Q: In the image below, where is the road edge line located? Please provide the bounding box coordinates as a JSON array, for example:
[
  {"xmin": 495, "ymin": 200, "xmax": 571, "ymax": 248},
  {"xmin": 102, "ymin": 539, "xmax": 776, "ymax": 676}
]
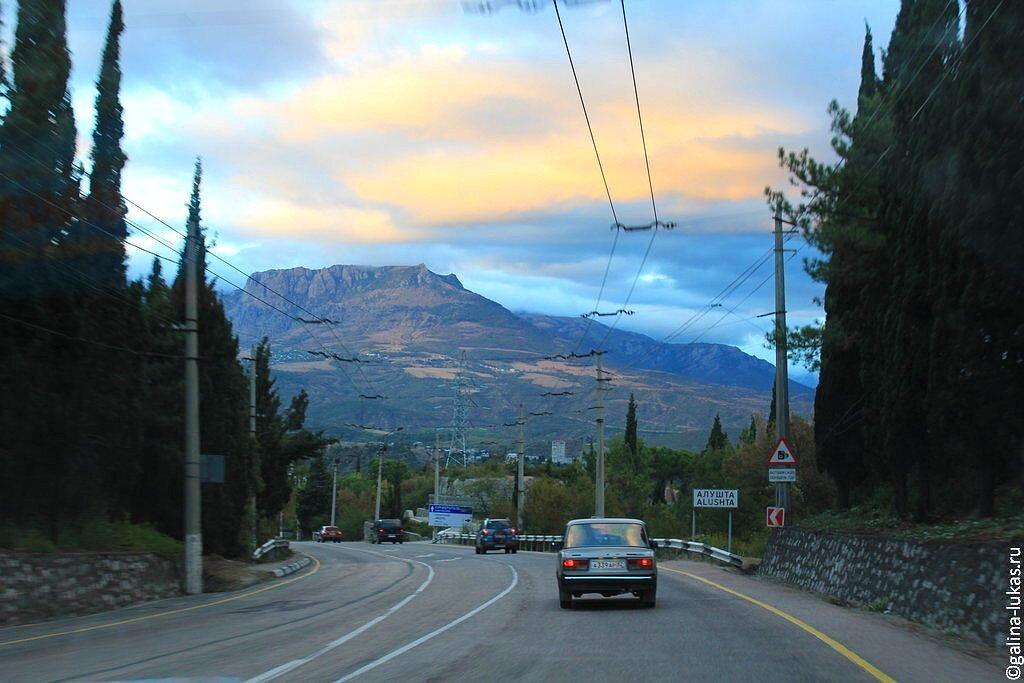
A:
[
  {"xmin": 661, "ymin": 566, "xmax": 894, "ymax": 683},
  {"xmin": 0, "ymin": 554, "xmax": 322, "ymax": 648}
]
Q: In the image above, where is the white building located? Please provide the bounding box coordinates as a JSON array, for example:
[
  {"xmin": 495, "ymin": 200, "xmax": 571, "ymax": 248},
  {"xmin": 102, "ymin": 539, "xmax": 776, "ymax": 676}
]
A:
[{"xmin": 551, "ymin": 440, "xmax": 570, "ymax": 464}]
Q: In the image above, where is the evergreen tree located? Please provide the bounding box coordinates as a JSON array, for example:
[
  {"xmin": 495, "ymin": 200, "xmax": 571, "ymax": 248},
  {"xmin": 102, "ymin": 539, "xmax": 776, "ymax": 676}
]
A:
[
  {"xmin": 739, "ymin": 414, "xmax": 757, "ymax": 445},
  {"xmin": 297, "ymin": 456, "xmax": 331, "ymax": 534},
  {"xmin": 624, "ymin": 393, "xmax": 638, "ymax": 458},
  {"xmin": 171, "ymin": 160, "xmax": 251, "ymax": 556},
  {"xmin": 875, "ymin": 0, "xmax": 959, "ymax": 518},
  {"xmin": 82, "ymin": 0, "xmax": 126, "ymax": 287},
  {"xmin": 704, "ymin": 414, "xmax": 728, "ymax": 452},
  {"xmin": 0, "ymin": 0, "xmax": 80, "ymax": 532}
]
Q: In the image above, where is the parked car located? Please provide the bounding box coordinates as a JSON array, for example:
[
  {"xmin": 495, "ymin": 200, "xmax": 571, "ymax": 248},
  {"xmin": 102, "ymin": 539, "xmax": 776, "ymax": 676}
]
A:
[
  {"xmin": 314, "ymin": 525, "xmax": 343, "ymax": 543},
  {"xmin": 555, "ymin": 517, "xmax": 657, "ymax": 609},
  {"xmin": 475, "ymin": 518, "xmax": 518, "ymax": 554},
  {"xmin": 372, "ymin": 519, "xmax": 405, "ymax": 544}
]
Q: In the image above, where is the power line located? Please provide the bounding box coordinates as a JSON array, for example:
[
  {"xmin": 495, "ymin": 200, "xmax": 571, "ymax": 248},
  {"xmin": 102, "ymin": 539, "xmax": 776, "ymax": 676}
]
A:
[{"xmin": 0, "ymin": 310, "xmax": 185, "ymax": 359}]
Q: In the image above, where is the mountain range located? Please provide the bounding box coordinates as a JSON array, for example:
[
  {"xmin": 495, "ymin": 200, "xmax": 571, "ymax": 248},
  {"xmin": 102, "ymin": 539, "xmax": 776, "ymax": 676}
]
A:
[{"xmin": 222, "ymin": 264, "xmax": 813, "ymax": 452}]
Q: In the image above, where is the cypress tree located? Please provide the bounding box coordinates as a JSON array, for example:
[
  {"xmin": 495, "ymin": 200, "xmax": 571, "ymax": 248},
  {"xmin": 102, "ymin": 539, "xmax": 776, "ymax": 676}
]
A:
[
  {"xmin": 704, "ymin": 414, "xmax": 728, "ymax": 452},
  {"xmin": 172, "ymin": 160, "xmax": 251, "ymax": 556},
  {"xmin": 82, "ymin": 0, "xmax": 126, "ymax": 287},
  {"xmin": 0, "ymin": 0, "xmax": 78, "ymax": 532},
  {"xmin": 624, "ymin": 393, "xmax": 638, "ymax": 458}
]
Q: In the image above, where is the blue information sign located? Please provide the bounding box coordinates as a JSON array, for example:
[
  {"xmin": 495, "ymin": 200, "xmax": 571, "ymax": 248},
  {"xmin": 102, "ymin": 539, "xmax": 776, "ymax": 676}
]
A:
[{"xmin": 428, "ymin": 504, "xmax": 473, "ymax": 528}]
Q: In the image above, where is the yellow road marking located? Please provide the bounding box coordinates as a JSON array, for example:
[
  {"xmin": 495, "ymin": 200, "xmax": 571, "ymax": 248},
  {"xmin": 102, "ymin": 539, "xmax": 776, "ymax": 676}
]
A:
[
  {"xmin": 0, "ymin": 555, "xmax": 322, "ymax": 647},
  {"xmin": 661, "ymin": 566, "xmax": 894, "ymax": 683}
]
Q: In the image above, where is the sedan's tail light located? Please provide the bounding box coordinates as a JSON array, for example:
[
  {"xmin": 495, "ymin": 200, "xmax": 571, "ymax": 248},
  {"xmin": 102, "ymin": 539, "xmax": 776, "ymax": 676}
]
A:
[
  {"xmin": 481, "ymin": 529, "xmax": 490, "ymax": 535},
  {"xmin": 627, "ymin": 558, "xmax": 653, "ymax": 569},
  {"xmin": 562, "ymin": 558, "xmax": 589, "ymax": 570},
  {"xmin": 510, "ymin": 528, "xmax": 517, "ymax": 534}
]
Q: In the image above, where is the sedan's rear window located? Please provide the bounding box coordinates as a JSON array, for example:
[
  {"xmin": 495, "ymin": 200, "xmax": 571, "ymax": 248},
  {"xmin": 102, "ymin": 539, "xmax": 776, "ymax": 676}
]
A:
[
  {"xmin": 323, "ymin": 526, "xmax": 340, "ymax": 532},
  {"xmin": 564, "ymin": 523, "xmax": 646, "ymax": 548},
  {"xmin": 486, "ymin": 520, "xmax": 511, "ymax": 529},
  {"xmin": 378, "ymin": 520, "xmax": 402, "ymax": 528}
]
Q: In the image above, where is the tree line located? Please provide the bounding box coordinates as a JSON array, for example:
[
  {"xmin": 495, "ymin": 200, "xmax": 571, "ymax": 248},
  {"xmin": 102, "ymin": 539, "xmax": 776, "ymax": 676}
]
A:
[
  {"xmin": 769, "ymin": 0, "xmax": 1023, "ymax": 519},
  {"xmin": 0, "ymin": 0, "xmax": 329, "ymax": 556}
]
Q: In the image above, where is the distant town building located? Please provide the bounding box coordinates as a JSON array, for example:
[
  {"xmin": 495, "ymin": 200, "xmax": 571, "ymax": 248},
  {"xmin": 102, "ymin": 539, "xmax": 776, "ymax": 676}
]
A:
[{"xmin": 551, "ymin": 440, "xmax": 570, "ymax": 464}]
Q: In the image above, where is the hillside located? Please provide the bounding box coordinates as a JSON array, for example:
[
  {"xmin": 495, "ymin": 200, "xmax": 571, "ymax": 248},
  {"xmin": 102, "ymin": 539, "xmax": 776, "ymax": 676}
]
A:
[{"xmin": 222, "ymin": 264, "xmax": 813, "ymax": 451}]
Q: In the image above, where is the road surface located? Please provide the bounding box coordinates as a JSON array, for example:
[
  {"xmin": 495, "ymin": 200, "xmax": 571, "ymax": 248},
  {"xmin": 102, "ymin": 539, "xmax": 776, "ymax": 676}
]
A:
[{"xmin": 0, "ymin": 541, "xmax": 1002, "ymax": 682}]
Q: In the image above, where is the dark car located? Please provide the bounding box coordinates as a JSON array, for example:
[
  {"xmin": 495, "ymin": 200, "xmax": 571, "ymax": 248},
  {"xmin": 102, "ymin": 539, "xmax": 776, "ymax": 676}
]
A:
[
  {"xmin": 556, "ymin": 517, "xmax": 657, "ymax": 609},
  {"xmin": 314, "ymin": 525, "xmax": 343, "ymax": 543},
  {"xmin": 475, "ymin": 518, "xmax": 518, "ymax": 554},
  {"xmin": 372, "ymin": 518, "xmax": 405, "ymax": 544}
]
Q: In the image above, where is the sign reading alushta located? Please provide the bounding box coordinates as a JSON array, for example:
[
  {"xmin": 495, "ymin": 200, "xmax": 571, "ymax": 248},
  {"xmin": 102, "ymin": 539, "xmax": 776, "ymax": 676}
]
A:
[
  {"xmin": 692, "ymin": 488, "xmax": 738, "ymax": 509},
  {"xmin": 428, "ymin": 504, "xmax": 473, "ymax": 528},
  {"xmin": 768, "ymin": 467, "xmax": 797, "ymax": 483},
  {"xmin": 767, "ymin": 436, "xmax": 799, "ymax": 467},
  {"xmin": 766, "ymin": 507, "xmax": 785, "ymax": 527}
]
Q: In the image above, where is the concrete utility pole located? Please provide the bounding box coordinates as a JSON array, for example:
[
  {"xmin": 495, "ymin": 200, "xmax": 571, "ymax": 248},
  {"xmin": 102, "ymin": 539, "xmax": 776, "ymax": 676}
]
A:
[
  {"xmin": 595, "ymin": 351, "xmax": 607, "ymax": 518},
  {"xmin": 374, "ymin": 444, "xmax": 384, "ymax": 521},
  {"xmin": 183, "ymin": 209, "xmax": 202, "ymax": 595},
  {"xmin": 434, "ymin": 430, "xmax": 440, "ymax": 502},
  {"xmin": 774, "ymin": 215, "xmax": 792, "ymax": 513},
  {"xmin": 330, "ymin": 457, "xmax": 339, "ymax": 526},
  {"xmin": 517, "ymin": 403, "xmax": 525, "ymax": 528},
  {"xmin": 248, "ymin": 347, "xmax": 257, "ymax": 551}
]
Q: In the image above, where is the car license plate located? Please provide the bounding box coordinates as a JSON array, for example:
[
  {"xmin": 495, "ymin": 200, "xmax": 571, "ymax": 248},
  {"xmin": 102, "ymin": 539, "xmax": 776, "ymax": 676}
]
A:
[{"xmin": 591, "ymin": 559, "xmax": 625, "ymax": 570}]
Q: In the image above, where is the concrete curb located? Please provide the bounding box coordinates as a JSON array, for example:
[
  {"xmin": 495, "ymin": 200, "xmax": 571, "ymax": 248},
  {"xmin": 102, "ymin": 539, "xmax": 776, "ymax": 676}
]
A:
[{"xmin": 272, "ymin": 555, "xmax": 311, "ymax": 578}]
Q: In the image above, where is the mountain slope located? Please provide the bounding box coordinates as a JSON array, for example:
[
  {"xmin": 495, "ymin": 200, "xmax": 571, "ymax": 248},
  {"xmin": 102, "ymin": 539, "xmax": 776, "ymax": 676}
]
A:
[{"xmin": 222, "ymin": 264, "xmax": 813, "ymax": 451}]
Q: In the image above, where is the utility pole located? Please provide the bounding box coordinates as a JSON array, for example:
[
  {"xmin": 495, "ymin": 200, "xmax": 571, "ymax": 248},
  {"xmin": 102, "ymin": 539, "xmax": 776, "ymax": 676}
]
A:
[
  {"xmin": 595, "ymin": 351, "xmax": 606, "ymax": 518},
  {"xmin": 517, "ymin": 403, "xmax": 525, "ymax": 528},
  {"xmin": 774, "ymin": 215, "xmax": 792, "ymax": 513},
  {"xmin": 183, "ymin": 207, "xmax": 202, "ymax": 595},
  {"xmin": 374, "ymin": 443, "xmax": 384, "ymax": 521},
  {"xmin": 433, "ymin": 430, "xmax": 440, "ymax": 543},
  {"xmin": 330, "ymin": 457, "xmax": 339, "ymax": 526},
  {"xmin": 247, "ymin": 347, "xmax": 257, "ymax": 552},
  {"xmin": 434, "ymin": 430, "xmax": 440, "ymax": 503}
]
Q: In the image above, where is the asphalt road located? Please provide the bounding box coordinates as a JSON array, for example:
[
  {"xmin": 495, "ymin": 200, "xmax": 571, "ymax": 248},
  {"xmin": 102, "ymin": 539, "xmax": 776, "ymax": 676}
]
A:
[{"xmin": 0, "ymin": 541, "xmax": 1003, "ymax": 682}]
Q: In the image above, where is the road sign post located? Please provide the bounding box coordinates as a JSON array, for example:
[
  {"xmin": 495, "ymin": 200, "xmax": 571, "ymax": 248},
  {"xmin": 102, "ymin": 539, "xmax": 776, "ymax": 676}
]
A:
[{"xmin": 692, "ymin": 489, "xmax": 739, "ymax": 550}]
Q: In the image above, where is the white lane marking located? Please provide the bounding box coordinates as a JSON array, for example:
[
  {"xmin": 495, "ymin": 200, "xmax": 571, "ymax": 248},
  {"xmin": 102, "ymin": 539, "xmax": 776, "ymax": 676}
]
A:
[
  {"xmin": 413, "ymin": 554, "xmax": 436, "ymax": 558},
  {"xmin": 334, "ymin": 564, "xmax": 519, "ymax": 682},
  {"xmin": 436, "ymin": 558, "xmax": 461, "ymax": 563},
  {"xmin": 245, "ymin": 555, "xmax": 435, "ymax": 683}
]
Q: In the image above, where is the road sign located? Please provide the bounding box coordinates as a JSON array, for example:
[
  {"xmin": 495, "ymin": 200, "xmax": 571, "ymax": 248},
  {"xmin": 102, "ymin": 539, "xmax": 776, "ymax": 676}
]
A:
[
  {"xmin": 428, "ymin": 504, "xmax": 473, "ymax": 528},
  {"xmin": 768, "ymin": 467, "xmax": 797, "ymax": 483},
  {"xmin": 766, "ymin": 507, "xmax": 785, "ymax": 527},
  {"xmin": 693, "ymin": 489, "xmax": 738, "ymax": 508},
  {"xmin": 200, "ymin": 454, "xmax": 224, "ymax": 483},
  {"xmin": 767, "ymin": 437, "xmax": 799, "ymax": 466}
]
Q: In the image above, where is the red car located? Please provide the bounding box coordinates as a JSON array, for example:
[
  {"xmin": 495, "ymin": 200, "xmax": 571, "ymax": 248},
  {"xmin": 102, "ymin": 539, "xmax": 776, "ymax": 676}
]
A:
[{"xmin": 315, "ymin": 525, "xmax": 343, "ymax": 543}]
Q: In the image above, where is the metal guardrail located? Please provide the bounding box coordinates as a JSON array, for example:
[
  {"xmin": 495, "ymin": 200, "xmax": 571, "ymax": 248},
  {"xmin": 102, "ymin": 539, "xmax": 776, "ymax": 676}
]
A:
[
  {"xmin": 434, "ymin": 530, "xmax": 743, "ymax": 567},
  {"xmin": 253, "ymin": 537, "xmax": 289, "ymax": 560}
]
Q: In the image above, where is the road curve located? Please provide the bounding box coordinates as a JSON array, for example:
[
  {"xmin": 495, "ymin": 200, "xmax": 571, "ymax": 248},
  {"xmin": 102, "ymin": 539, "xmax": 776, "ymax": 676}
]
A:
[{"xmin": 0, "ymin": 541, "xmax": 1002, "ymax": 682}]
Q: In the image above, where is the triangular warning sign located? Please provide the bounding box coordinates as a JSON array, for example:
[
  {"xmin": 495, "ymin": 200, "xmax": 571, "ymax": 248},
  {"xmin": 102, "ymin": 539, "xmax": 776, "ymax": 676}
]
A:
[{"xmin": 767, "ymin": 437, "xmax": 798, "ymax": 466}]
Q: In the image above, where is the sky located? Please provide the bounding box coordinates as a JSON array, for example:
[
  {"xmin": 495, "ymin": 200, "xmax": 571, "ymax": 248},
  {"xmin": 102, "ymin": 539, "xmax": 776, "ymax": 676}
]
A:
[{"xmin": 4, "ymin": 0, "xmax": 901, "ymax": 386}]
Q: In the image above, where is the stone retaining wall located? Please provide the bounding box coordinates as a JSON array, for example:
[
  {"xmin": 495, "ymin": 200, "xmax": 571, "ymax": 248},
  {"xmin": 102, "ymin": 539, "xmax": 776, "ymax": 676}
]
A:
[
  {"xmin": 759, "ymin": 527, "xmax": 1009, "ymax": 647},
  {"xmin": 0, "ymin": 552, "xmax": 181, "ymax": 626}
]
